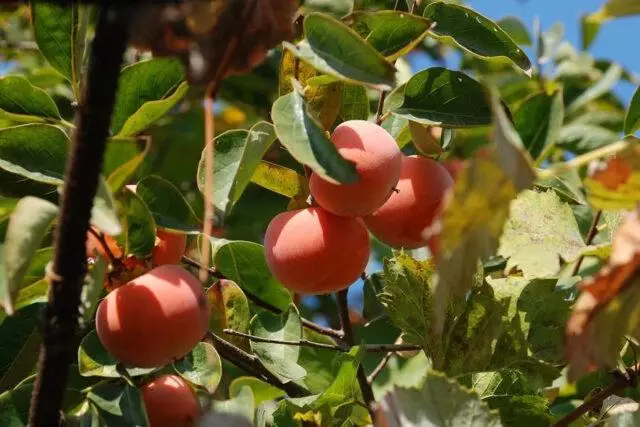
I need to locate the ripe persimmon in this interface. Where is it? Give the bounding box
[152,228,187,266]
[141,374,200,427]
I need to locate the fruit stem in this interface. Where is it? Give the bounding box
[336,289,377,421]
[87,226,122,268]
[28,5,133,426]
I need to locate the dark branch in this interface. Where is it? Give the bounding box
[367,352,394,385]
[182,255,345,340]
[28,5,133,426]
[336,289,377,421]
[209,333,311,398]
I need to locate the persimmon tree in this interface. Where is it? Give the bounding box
[1,0,640,426]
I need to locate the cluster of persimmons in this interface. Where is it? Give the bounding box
[264,120,454,295]
[86,227,206,426]
[82,120,453,426]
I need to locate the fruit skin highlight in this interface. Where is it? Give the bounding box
[310,120,402,217]
[152,228,187,266]
[364,155,453,249]
[264,207,370,295]
[96,265,210,368]
[141,374,200,427]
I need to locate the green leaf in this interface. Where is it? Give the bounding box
[0,381,33,426]
[300,0,353,17]
[213,240,292,311]
[346,11,433,61]
[586,0,640,24]
[339,84,369,121]
[378,253,433,354]
[31,3,88,96]
[229,377,285,406]
[499,190,586,278]
[272,89,358,184]
[87,382,150,427]
[0,76,62,123]
[284,13,397,89]
[249,305,306,382]
[106,138,150,193]
[136,175,200,232]
[80,256,105,327]
[120,189,156,257]
[377,370,502,426]
[212,385,255,424]
[312,346,364,412]
[173,342,222,393]
[2,196,58,315]
[197,122,277,215]
[567,63,623,114]
[207,279,250,350]
[0,124,68,186]
[496,17,532,46]
[463,370,535,399]
[296,328,341,394]
[390,67,492,127]
[78,330,156,378]
[88,177,123,236]
[111,58,186,137]
[514,90,564,159]
[624,86,640,136]
[485,395,552,427]
[556,124,620,154]
[423,2,532,74]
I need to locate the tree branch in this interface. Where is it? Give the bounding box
[336,289,377,421]
[375,91,388,126]
[367,352,394,385]
[28,5,132,426]
[182,255,345,340]
[209,333,311,398]
[555,364,640,427]
[571,210,603,277]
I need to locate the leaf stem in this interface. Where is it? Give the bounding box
[183,255,345,340]
[336,289,377,421]
[571,209,603,277]
[209,333,311,398]
[554,364,640,427]
[375,91,388,126]
[537,140,629,180]
[28,5,133,426]
[367,352,393,385]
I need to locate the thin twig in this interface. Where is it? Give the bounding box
[223,329,345,351]
[571,210,603,277]
[367,352,394,385]
[87,227,120,267]
[336,289,377,421]
[182,255,345,340]
[375,91,388,126]
[365,343,422,353]
[554,364,640,427]
[28,5,132,426]
[209,333,311,398]
[537,140,629,180]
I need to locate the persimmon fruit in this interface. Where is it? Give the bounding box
[364,155,453,249]
[141,374,200,427]
[310,120,402,217]
[96,265,210,368]
[264,207,370,294]
[152,228,187,266]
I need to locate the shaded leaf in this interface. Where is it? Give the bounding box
[120,189,156,257]
[499,190,586,279]
[485,395,551,427]
[339,84,369,121]
[567,63,623,114]
[271,89,358,184]
[409,122,443,155]
[229,376,285,406]
[87,381,149,427]
[249,305,306,382]
[496,17,532,46]
[514,90,564,159]
[0,76,61,123]
[106,138,150,193]
[377,370,502,427]
[284,13,396,89]
[111,58,186,136]
[80,256,105,327]
[213,240,292,311]
[78,330,156,378]
[390,67,492,127]
[556,124,620,154]
[2,197,58,315]
[424,2,532,74]
[136,175,200,232]
[0,381,34,426]
[624,86,640,136]
[207,279,250,349]
[0,124,68,186]
[212,385,255,424]
[197,122,277,215]
[300,0,353,17]
[346,11,433,60]
[174,342,222,393]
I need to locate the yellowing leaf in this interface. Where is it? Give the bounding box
[499,190,586,278]
[250,161,309,200]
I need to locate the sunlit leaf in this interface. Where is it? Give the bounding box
[0,76,62,123]
[174,342,222,393]
[250,161,309,199]
[496,17,532,46]
[624,86,640,136]
[136,175,200,232]
[78,330,155,378]
[229,376,285,406]
[499,190,586,279]
[423,1,532,74]
[207,279,250,350]
[339,84,369,122]
[212,384,255,423]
